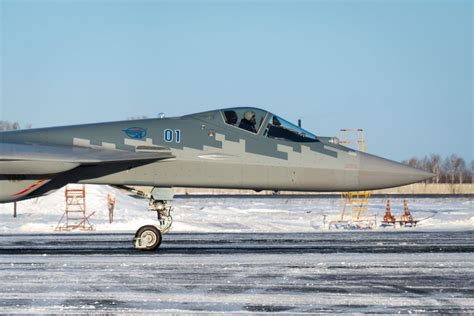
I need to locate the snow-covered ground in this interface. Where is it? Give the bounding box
[0,185,472,233]
[0,232,473,313]
[1,185,473,313]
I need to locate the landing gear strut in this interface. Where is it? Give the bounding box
[112,186,173,251]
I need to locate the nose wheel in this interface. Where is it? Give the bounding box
[134,198,173,251]
[134,225,162,251]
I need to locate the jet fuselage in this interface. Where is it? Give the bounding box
[0,107,433,202]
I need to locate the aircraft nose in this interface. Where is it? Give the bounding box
[358,152,434,190]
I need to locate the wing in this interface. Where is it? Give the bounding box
[0,142,175,202]
[0,142,174,175]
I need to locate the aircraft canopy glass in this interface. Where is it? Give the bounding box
[221,108,318,142]
[264,115,318,143]
[222,108,267,134]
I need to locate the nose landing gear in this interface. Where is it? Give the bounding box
[112,185,173,251]
[134,225,162,250]
[134,198,173,251]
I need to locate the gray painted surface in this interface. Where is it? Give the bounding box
[0,107,433,202]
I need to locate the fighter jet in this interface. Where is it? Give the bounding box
[0,107,433,250]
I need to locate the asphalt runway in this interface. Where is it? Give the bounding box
[0,231,473,313]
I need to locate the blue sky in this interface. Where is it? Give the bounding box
[1,0,472,162]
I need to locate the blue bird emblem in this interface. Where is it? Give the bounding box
[123,127,147,139]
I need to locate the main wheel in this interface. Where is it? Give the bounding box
[134,225,162,251]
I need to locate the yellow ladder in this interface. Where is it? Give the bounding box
[338,129,373,227]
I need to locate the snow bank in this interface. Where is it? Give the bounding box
[0,185,472,233]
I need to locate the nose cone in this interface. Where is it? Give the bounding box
[358,152,434,190]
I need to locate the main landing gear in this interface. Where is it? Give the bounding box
[113,186,173,251]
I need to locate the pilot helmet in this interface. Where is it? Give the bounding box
[244,111,256,121]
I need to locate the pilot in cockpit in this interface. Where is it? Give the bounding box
[239,111,257,133]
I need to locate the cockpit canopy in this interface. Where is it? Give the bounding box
[221,107,318,143]
[222,108,267,133]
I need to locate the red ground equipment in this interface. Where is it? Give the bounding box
[399,200,415,227]
[383,200,396,225]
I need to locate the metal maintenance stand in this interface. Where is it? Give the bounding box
[55,185,95,231]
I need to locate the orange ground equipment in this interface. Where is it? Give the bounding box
[399,200,415,227]
[383,200,396,225]
[55,185,95,231]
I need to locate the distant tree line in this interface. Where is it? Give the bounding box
[0,120,32,131]
[402,154,473,184]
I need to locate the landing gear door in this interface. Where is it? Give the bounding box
[150,187,174,201]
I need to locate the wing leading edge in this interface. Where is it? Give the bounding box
[0,142,174,175]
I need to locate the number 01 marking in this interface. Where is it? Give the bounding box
[163,129,181,143]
